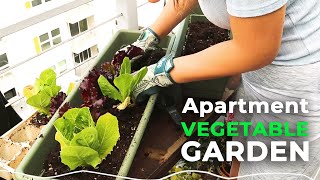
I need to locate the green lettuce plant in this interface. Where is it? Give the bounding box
[54,107,120,170]
[25,68,61,115]
[98,57,147,110]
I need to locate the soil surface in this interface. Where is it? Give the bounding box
[182,21,230,56]
[132,48,166,71]
[42,48,166,180]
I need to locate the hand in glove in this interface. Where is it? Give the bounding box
[132,53,176,103]
[121,27,160,60]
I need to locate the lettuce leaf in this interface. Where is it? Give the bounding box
[98,57,147,110]
[34,69,57,93]
[54,117,75,141]
[26,68,63,115]
[62,108,81,123]
[132,67,147,91]
[97,75,122,101]
[54,108,120,170]
[120,57,131,75]
[70,127,100,151]
[114,74,134,101]
[96,113,120,158]
[60,146,101,170]
[26,92,51,115]
[55,131,70,148]
[75,107,95,130]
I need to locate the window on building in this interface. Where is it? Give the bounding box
[31,0,42,7]
[39,28,62,51]
[50,60,67,74]
[74,48,91,63]
[4,88,17,101]
[69,18,88,37]
[57,59,67,73]
[31,0,52,7]
[0,53,8,69]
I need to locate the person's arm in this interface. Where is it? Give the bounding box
[150,0,199,38]
[170,6,286,83]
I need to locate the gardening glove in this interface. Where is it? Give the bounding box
[121,27,160,60]
[133,27,160,51]
[132,53,176,103]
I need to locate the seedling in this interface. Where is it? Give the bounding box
[24,69,61,115]
[98,57,147,110]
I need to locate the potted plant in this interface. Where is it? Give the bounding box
[173,14,231,100]
[15,30,175,180]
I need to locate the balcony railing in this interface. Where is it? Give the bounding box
[2,0,156,109]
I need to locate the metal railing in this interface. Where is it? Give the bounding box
[3,0,153,108]
[0,13,122,76]
[3,13,122,108]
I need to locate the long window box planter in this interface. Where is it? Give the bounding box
[15,30,175,180]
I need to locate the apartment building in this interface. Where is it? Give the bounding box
[0,0,164,119]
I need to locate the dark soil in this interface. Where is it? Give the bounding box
[132,48,166,71]
[182,21,230,56]
[42,48,166,180]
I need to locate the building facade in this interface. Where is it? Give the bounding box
[0,0,164,119]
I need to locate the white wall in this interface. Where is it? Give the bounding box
[0,0,76,29]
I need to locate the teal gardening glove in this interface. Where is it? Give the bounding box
[133,27,160,51]
[121,27,160,60]
[132,53,176,103]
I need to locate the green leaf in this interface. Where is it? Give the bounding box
[132,67,148,91]
[55,131,70,148]
[75,107,95,131]
[120,57,131,75]
[60,146,101,170]
[42,85,61,97]
[26,93,51,115]
[96,113,120,158]
[27,68,62,115]
[40,68,57,86]
[63,108,81,123]
[34,78,44,93]
[98,75,122,101]
[114,74,134,102]
[71,127,100,152]
[54,117,75,141]
[54,110,121,170]
[98,61,148,110]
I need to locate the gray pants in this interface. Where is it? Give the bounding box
[233,61,320,180]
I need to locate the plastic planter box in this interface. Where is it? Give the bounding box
[172,15,230,99]
[15,30,175,180]
[192,5,203,15]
